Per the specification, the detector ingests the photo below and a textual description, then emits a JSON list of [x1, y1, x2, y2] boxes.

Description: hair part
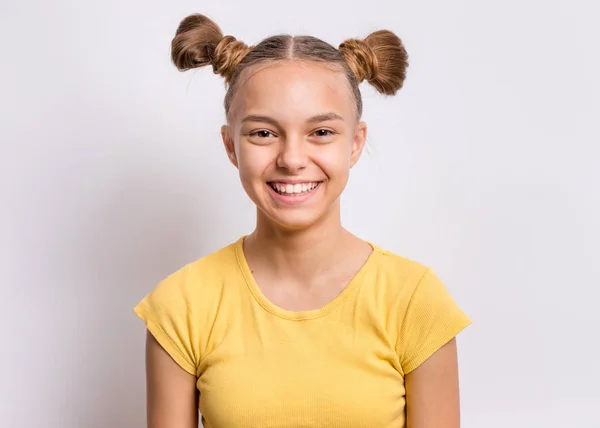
[[171, 14, 409, 118]]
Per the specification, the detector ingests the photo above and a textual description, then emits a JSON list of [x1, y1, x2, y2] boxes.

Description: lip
[[266, 181, 322, 206], [267, 180, 323, 185]]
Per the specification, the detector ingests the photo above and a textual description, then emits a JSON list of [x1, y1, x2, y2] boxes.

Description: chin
[[245, 180, 342, 231], [259, 200, 339, 233], [268, 211, 325, 232]]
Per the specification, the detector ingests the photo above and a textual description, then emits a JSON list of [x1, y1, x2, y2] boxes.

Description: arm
[[405, 338, 461, 428], [145, 330, 199, 428]]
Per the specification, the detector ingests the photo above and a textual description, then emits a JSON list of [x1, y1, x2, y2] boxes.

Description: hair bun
[[171, 14, 250, 83], [212, 35, 251, 82], [339, 30, 409, 95]]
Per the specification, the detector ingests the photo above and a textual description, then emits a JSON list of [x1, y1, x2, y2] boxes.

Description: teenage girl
[[135, 13, 471, 428]]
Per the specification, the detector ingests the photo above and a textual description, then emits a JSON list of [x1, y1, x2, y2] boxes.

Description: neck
[[245, 202, 351, 282]]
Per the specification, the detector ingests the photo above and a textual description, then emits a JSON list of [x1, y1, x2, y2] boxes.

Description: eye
[[311, 129, 336, 138], [249, 130, 275, 138]]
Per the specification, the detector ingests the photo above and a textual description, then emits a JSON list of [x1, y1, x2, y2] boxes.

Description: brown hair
[[171, 14, 409, 118]]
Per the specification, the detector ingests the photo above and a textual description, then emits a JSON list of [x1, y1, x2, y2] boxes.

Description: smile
[[268, 181, 322, 196]]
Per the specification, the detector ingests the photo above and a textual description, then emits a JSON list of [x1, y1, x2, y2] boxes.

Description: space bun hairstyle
[[171, 14, 409, 117], [338, 31, 408, 96], [171, 14, 251, 83]]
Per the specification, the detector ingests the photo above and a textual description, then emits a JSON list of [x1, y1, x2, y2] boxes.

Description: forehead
[[229, 61, 355, 123]]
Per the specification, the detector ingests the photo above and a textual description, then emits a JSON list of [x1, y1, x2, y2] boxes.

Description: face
[[221, 60, 367, 231]]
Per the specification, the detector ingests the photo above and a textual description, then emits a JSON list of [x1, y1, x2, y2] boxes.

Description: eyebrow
[[241, 112, 344, 126], [306, 112, 344, 123]]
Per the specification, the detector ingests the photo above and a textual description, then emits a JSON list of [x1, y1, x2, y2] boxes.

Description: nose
[[276, 136, 308, 172]]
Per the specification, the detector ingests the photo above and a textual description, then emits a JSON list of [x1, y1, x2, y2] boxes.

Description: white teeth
[[271, 182, 319, 194]]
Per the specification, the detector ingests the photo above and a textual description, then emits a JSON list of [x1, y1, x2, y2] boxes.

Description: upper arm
[[145, 330, 199, 428], [405, 338, 461, 428]]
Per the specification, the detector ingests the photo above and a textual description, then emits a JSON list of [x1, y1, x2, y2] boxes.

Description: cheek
[[237, 146, 272, 183], [317, 142, 353, 178]]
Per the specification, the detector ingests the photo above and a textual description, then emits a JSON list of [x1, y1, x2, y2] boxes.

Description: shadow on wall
[[64, 131, 217, 427]]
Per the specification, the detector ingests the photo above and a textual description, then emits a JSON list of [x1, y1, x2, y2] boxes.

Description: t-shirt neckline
[[234, 236, 380, 321]]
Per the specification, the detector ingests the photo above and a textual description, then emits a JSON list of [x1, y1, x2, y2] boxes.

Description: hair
[[171, 14, 409, 118]]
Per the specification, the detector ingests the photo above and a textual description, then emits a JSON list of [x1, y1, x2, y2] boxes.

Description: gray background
[[1, 0, 598, 427]]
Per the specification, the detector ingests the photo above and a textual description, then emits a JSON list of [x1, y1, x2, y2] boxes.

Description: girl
[[135, 13, 471, 428]]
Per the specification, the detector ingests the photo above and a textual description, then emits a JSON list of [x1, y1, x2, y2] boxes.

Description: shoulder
[[137, 237, 243, 317], [366, 243, 471, 374], [133, 237, 245, 371], [158, 237, 241, 290], [369, 242, 431, 295], [366, 243, 458, 315]]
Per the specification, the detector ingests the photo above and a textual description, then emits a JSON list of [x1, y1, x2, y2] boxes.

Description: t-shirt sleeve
[[134, 274, 198, 376], [396, 268, 471, 375]]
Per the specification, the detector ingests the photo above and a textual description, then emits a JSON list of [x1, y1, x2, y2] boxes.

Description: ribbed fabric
[[134, 237, 471, 428]]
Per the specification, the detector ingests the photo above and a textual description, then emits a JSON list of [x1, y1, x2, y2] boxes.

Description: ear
[[221, 124, 238, 168], [350, 121, 367, 168]]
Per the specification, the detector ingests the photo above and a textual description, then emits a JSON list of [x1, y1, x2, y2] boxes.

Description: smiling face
[[221, 60, 367, 232]]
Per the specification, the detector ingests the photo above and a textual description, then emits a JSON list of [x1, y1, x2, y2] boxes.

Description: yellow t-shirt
[[134, 237, 471, 428]]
